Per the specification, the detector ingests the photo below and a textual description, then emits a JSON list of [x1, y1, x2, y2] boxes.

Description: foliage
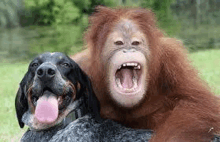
[[0, 25, 83, 63], [23, 0, 80, 25], [0, 0, 21, 28], [26, 25, 83, 57], [1, 0, 219, 60], [21, 0, 117, 57], [23, 0, 117, 26], [70, 0, 117, 35], [177, 25, 220, 52], [72, 0, 116, 16], [141, 0, 181, 36]]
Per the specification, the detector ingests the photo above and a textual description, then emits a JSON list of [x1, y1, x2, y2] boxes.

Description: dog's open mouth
[[31, 86, 75, 124], [35, 91, 59, 124], [115, 62, 142, 93]]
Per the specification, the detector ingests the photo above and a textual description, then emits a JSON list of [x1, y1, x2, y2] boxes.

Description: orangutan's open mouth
[[115, 62, 142, 93]]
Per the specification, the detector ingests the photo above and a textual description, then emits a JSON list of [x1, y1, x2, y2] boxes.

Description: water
[[0, 27, 38, 62]]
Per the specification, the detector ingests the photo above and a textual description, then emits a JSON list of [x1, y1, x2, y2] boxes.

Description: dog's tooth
[[118, 65, 122, 70], [58, 97, 61, 102], [134, 63, 138, 66], [65, 96, 70, 101], [123, 63, 126, 67], [127, 63, 132, 66]]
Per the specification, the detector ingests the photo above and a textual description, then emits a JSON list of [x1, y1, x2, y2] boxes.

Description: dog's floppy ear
[[15, 73, 29, 128], [68, 60, 102, 122]]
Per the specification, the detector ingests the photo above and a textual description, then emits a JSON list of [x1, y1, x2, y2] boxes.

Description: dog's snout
[[36, 64, 56, 79], [48, 68, 56, 76], [37, 68, 44, 76]]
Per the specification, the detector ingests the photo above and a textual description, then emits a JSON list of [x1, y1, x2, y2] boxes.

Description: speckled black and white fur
[[21, 114, 153, 142]]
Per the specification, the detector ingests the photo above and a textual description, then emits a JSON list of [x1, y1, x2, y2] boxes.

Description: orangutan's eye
[[132, 41, 140, 46], [114, 40, 124, 45]]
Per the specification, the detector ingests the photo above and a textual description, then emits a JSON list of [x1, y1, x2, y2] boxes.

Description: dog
[[16, 52, 220, 142], [15, 52, 101, 130]]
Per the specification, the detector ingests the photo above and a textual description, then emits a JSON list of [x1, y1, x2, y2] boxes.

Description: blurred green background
[[0, 0, 219, 141]]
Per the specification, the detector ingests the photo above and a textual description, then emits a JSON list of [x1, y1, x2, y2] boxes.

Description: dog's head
[[15, 52, 100, 130]]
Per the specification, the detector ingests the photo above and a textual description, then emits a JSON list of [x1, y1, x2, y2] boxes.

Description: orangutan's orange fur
[[71, 6, 220, 142]]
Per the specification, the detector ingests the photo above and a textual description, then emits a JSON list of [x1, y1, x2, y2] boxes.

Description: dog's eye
[[62, 63, 70, 67], [31, 63, 38, 67]]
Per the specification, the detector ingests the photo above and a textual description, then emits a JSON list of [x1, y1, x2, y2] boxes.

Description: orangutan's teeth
[[133, 78, 138, 89], [134, 65, 141, 69], [119, 63, 141, 69], [124, 85, 137, 92], [133, 69, 138, 79]]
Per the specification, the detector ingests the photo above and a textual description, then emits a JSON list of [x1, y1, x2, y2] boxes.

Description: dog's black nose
[[36, 64, 56, 80]]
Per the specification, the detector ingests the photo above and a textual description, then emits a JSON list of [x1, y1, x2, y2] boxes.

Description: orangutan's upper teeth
[[118, 63, 141, 70], [134, 65, 141, 69]]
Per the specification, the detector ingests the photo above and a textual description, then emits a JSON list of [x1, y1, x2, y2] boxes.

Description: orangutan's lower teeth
[[116, 78, 123, 88], [132, 78, 138, 89]]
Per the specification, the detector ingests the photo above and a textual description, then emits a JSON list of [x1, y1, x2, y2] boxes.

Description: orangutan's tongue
[[35, 94, 58, 124], [121, 69, 133, 89]]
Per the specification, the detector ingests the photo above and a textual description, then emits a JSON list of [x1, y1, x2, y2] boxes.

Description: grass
[[0, 62, 29, 142], [190, 49, 220, 95], [0, 49, 219, 141]]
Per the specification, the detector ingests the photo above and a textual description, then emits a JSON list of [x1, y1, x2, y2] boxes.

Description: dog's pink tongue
[[35, 95, 58, 123]]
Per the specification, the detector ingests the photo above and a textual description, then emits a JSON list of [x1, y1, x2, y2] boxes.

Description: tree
[[142, 0, 180, 35]]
